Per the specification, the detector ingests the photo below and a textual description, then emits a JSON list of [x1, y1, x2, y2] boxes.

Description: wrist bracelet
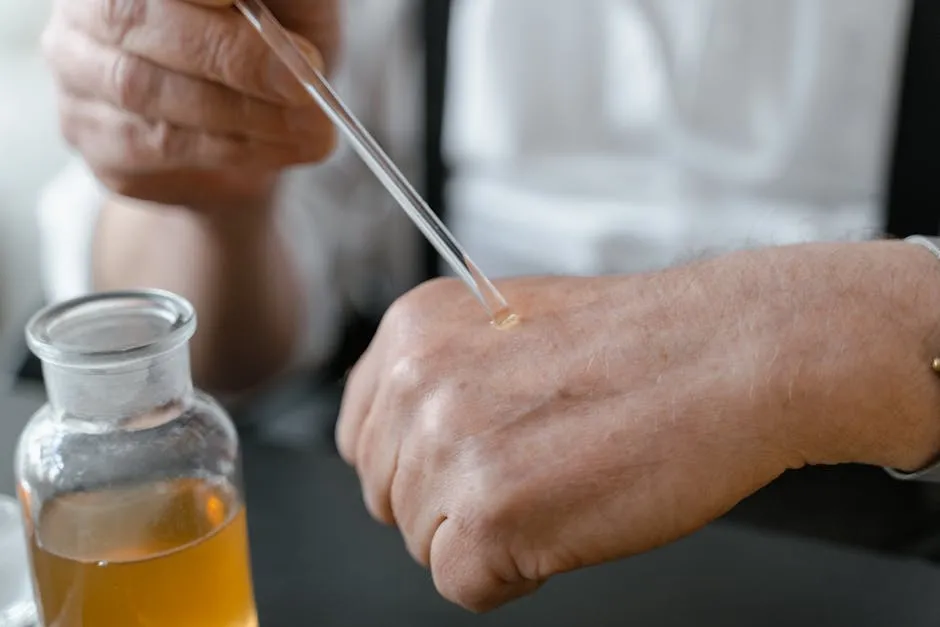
[[885, 236, 940, 483]]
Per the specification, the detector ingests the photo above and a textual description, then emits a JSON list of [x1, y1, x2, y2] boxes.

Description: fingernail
[[268, 34, 325, 103]]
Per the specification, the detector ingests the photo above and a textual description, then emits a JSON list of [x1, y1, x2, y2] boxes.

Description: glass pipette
[[234, 0, 516, 327]]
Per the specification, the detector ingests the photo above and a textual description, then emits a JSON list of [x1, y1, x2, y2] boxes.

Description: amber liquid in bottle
[[26, 478, 257, 627]]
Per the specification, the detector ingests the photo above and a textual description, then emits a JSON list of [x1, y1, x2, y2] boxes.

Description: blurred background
[[0, 0, 66, 334]]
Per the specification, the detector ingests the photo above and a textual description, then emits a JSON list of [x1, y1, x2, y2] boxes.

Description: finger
[[430, 519, 542, 613], [354, 392, 402, 526], [59, 93, 312, 171], [391, 408, 448, 566], [336, 348, 381, 466], [186, 0, 341, 73], [47, 25, 334, 147], [392, 460, 443, 566], [60, 0, 315, 105]]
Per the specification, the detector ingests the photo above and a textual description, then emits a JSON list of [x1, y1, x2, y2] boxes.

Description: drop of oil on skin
[[491, 310, 520, 331]]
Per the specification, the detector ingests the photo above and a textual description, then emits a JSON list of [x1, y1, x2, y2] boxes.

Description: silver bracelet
[[885, 236, 940, 483]]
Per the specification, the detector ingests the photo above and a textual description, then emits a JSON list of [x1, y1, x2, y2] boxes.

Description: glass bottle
[[14, 290, 258, 627]]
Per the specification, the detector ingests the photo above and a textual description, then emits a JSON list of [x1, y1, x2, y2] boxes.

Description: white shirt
[[37, 0, 910, 368]]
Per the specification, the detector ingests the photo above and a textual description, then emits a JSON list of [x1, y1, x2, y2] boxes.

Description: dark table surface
[[242, 438, 940, 626], [5, 385, 940, 626]]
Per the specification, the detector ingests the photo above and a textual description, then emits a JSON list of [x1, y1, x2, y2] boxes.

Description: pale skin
[[336, 241, 940, 611], [47, 0, 940, 615]]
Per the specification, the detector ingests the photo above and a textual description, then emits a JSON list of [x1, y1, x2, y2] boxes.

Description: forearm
[[93, 193, 306, 393], [750, 240, 940, 473]]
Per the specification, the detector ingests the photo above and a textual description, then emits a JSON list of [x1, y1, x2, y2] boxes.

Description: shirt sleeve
[[36, 158, 101, 304]]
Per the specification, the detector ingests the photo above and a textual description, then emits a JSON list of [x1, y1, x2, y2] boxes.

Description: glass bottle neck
[[43, 344, 194, 421]]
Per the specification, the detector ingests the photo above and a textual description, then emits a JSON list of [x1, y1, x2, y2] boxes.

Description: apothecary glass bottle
[[15, 290, 258, 627]]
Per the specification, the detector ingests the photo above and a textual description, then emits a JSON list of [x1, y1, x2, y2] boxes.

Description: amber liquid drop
[[26, 478, 257, 627], [491, 308, 520, 330]]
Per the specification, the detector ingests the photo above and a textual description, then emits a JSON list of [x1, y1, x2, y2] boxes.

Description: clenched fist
[[337, 242, 940, 612], [43, 0, 339, 209]]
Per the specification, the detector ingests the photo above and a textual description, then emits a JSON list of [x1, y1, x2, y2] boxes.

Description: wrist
[[765, 241, 940, 472], [108, 169, 281, 216], [98, 190, 284, 295], [108, 178, 281, 244], [193, 196, 281, 249]]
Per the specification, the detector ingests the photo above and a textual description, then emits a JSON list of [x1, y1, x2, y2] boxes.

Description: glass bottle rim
[[25, 289, 196, 369]]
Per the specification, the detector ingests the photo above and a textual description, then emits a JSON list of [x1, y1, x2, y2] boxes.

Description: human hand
[[43, 0, 339, 210], [337, 241, 940, 612]]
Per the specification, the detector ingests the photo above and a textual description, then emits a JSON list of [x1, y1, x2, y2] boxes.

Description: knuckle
[[388, 353, 432, 398], [202, 28, 234, 84], [411, 403, 455, 462], [386, 340, 455, 403], [464, 477, 510, 540], [148, 120, 175, 159], [203, 23, 257, 91], [383, 290, 428, 333], [99, 0, 147, 45], [410, 380, 466, 452], [123, 118, 185, 166], [148, 120, 191, 164], [449, 453, 515, 541], [110, 53, 151, 112]]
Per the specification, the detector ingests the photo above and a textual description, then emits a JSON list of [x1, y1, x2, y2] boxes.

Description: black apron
[[886, 0, 940, 237]]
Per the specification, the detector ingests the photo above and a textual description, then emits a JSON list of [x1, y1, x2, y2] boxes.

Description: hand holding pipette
[[43, 0, 337, 206]]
